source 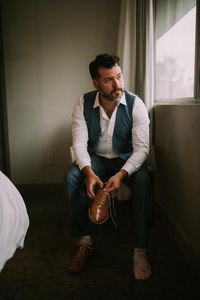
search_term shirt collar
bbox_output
[93,91,126,108]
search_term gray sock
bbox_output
[80,235,93,247]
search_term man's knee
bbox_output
[63,164,82,186]
[135,165,150,184]
[128,163,150,188]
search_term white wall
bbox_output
[1,0,121,184]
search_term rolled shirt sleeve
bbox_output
[72,96,91,170]
[121,96,150,176]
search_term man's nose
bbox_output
[113,78,119,88]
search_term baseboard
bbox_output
[16,183,65,199]
[155,203,200,282]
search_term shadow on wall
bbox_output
[14,123,72,185]
[39,123,72,184]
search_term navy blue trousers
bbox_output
[64,153,152,248]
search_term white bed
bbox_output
[0,171,29,272]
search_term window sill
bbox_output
[154,98,200,105]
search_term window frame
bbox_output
[194,0,200,102]
[154,0,200,104]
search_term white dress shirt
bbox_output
[72,91,150,176]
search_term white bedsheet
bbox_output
[0,171,29,272]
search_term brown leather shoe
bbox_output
[67,242,93,274]
[88,186,110,224]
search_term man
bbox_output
[65,53,152,280]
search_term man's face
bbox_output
[93,64,125,101]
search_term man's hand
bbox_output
[82,166,103,199]
[103,169,128,194]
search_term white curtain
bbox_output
[117,0,155,113]
[117,0,156,169]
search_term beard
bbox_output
[100,88,124,102]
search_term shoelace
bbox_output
[78,243,91,258]
[97,190,109,208]
[96,187,117,229]
[110,196,117,229]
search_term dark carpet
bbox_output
[0,193,198,300]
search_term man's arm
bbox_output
[104,97,149,194]
[72,96,91,170]
[72,96,103,198]
[121,96,150,176]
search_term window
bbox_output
[155,0,198,102]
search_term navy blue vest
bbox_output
[83,90,135,160]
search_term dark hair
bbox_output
[89,53,120,79]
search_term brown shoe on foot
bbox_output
[67,242,94,274]
[88,186,110,224]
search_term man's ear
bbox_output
[93,79,99,89]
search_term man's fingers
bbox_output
[87,184,95,199]
[87,190,95,199]
[98,179,104,189]
[103,181,112,192]
[104,178,120,193]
